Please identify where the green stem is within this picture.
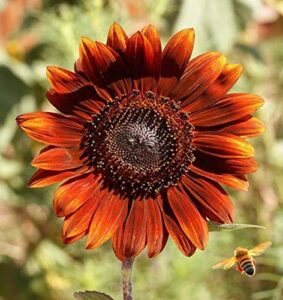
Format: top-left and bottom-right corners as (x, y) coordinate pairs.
(121, 258), (134, 300)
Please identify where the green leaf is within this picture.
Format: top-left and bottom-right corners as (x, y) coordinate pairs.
(208, 222), (265, 232)
(0, 66), (30, 123)
(74, 291), (114, 300)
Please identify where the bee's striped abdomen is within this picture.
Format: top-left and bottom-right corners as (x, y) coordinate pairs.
(239, 256), (255, 276)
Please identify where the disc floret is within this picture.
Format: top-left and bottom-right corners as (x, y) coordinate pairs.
(81, 90), (195, 198)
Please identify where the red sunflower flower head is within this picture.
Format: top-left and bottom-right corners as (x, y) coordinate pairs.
(16, 23), (264, 261)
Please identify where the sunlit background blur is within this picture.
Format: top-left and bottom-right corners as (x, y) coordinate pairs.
(1, 0), (283, 299)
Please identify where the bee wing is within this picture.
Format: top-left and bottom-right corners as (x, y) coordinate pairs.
(249, 241), (272, 256)
(212, 257), (237, 270)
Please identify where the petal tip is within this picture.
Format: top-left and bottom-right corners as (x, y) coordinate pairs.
(131, 31), (144, 41)
(30, 157), (38, 167)
(179, 27), (195, 35)
(112, 21), (120, 26)
(186, 27), (195, 36)
(16, 114), (30, 129)
(142, 24), (157, 32)
(46, 65), (55, 72)
(236, 64), (244, 74)
(16, 115), (23, 125)
(46, 65), (58, 77)
(80, 36), (93, 49)
(85, 241), (94, 250)
(198, 235), (208, 250)
(27, 180), (40, 188)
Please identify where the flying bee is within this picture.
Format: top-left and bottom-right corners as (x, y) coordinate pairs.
(212, 241), (272, 277)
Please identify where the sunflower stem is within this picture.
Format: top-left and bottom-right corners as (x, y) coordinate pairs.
(121, 258), (134, 300)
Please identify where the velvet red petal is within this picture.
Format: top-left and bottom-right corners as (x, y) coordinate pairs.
(46, 66), (91, 94)
(125, 31), (158, 92)
(16, 112), (82, 147)
(63, 230), (87, 244)
(141, 24), (162, 91)
(74, 59), (84, 75)
(31, 146), (84, 171)
(145, 198), (164, 258)
(141, 25), (161, 61)
(190, 93), (264, 127)
(193, 133), (254, 158)
(190, 165), (249, 191)
(62, 197), (101, 242)
(107, 22), (128, 54)
(28, 168), (88, 188)
(217, 116), (265, 138)
(86, 191), (128, 249)
(157, 195), (196, 256)
(173, 52), (226, 106)
(112, 199), (147, 261)
(79, 38), (131, 96)
(158, 29), (195, 96)
(46, 88), (105, 120)
(186, 63), (243, 112)
(193, 150), (258, 175)
(54, 173), (102, 217)
(182, 174), (235, 224)
(167, 187), (208, 249)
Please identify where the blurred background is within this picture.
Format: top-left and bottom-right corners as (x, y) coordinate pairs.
(0, 0), (283, 299)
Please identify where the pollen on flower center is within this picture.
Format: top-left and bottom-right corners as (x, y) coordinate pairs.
(106, 111), (170, 172)
(81, 90), (195, 198)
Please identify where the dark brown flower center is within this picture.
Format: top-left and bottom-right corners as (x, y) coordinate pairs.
(81, 90), (195, 198)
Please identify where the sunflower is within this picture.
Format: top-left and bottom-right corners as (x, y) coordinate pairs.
(16, 23), (264, 261)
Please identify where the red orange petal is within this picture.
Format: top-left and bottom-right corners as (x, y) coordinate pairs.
(190, 93), (264, 126)
(46, 66), (91, 94)
(112, 199), (147, 261)
(107, 22), (128, 54)
(190, 165), (249, 191)
(141, 24), (162, 90)
(28, 168), (87, 188)
(74, 59), (84, 75)
(86, 191), (128, 249)
(157, 195), (196, 256)
(125, 31), (158, 92)
(63, 230), (87, 244)
(218, 116), (265, 138)
(16, 112), (82, 147)
(193, 150), (258, 175)
(186, 63), (243, 112)
(141, 25), (161, 59)
(54, 173), (102, 217)
(62, 197), (101, 241)
(145, 198), (164, 258)
(79, 38), (131, 96)
(193, 133), (254, 158)
(182, 174), (235, 223)
(31, 146), (84, 171)
(158, 29), (195, 96)
(167, 187), (208, 249)
(46, 88), (105, 119)
(173, 52), (226, 106)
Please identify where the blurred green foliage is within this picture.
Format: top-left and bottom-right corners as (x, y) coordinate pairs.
(1, 0), (283, 299)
